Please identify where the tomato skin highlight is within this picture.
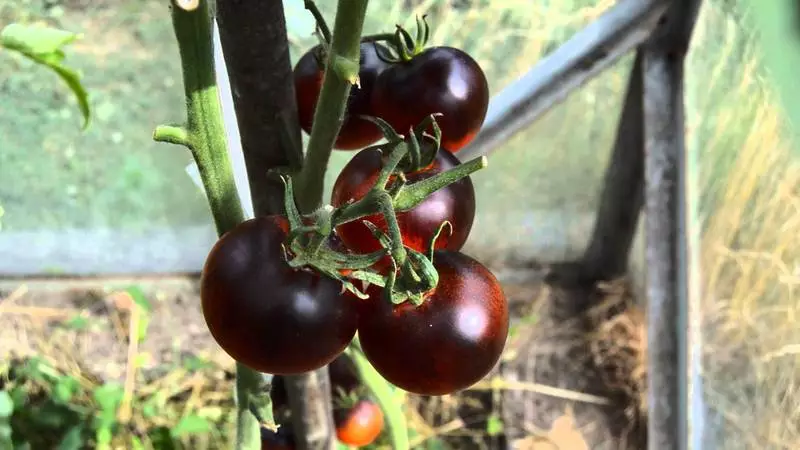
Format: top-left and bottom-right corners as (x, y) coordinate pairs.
(200, 216), (359, 375)
(371, 46), (489, 152)
(331, 147), (476, 267)
(358, 251), (508, 395)
(294, 42), (391, 150)
(335, 400), (384, 447)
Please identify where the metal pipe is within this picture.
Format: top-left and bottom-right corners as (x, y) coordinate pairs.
(642, 1), (702, 449)
(457, 0), (669, 161)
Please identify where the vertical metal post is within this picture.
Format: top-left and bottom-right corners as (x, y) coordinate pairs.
(642, 1), (701, 449)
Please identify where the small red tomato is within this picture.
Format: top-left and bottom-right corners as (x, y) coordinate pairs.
(201, 216), (360, 375)
(294, 42), (391, 150)
(358, 251), (508, 395)
(335, 400), (384, 447)
(331, 147), (475, 268)
(371, 46), (489, 152)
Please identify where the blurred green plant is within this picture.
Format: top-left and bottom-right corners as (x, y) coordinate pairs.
(0, 23), (90, 129)
(744, 0), (800, 155)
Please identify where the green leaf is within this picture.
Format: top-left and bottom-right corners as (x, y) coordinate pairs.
(182, 355), (212, 371)
(53, 376), (79, 404)
(0, 422), (12, 450)
(137, 315), (150, 343)
(0, 23), (90, 129)
(125, 286), (153, 312)
(95, 427), (112, 449)
(171, 414), (211, 438)
(129, 436), (144, 450)
(56, 426), (83, 450)
(0, 392), (13, 418)
(9, 387), (27, 409)
(92, 383), (123, 428)
(0, 23), (79, 55)
(62, 315), (90, 331)
(485, 413), (504, 436)
(148, 427), (177, 450)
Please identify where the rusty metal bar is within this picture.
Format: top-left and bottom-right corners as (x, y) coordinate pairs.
(642, 1), (702, 449)
(457, 0), (669, 162)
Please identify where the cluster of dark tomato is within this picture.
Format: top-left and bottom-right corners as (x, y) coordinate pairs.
(199, 16), (509, 449)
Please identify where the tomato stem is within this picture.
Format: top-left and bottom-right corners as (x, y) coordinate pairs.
(394, 155), (487, 211)
(156, 2), (274, 449)
(155, 0), (245, 236)
(345, 338), (410, 450)
(303, 0), (332, 44)
(293, 0), (371, 214)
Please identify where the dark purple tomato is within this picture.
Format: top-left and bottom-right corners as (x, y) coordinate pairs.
(328, 353), (361, 394)
(261, 425), (295, 450)
(358, 250), (508, 395)
(331, 147), (475, 269)
(294, 42), (391, 150)
(371, 46), (489, 152)
(200, 216), (360, 375)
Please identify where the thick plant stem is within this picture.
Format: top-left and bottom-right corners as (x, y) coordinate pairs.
(293, 0), (371, 213)
(346, 339), (409, 450)
(157, 2), (270, 449)
(157, 0), (244, 235)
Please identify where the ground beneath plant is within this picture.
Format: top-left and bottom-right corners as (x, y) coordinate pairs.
(0, 265), (646, 449)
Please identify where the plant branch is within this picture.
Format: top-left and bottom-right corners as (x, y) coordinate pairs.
(304, 0), (331, 43)
(160, 3), (270, 450)
(163, 0), (243, 237)
(214, 1), (340, 449)
(215, 0), (303, 218)
(293, 0), (371, 213)
(346, 338), (409, 450)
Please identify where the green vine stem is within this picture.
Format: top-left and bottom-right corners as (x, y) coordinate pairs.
(345, 338), (409, 450)
(154, 2), (270, 449)
(292, 0), (370, 213)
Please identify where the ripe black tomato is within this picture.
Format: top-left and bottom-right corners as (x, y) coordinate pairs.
(294, 42), (391, 150)
(200, 216), (359, 375)
(261, 426), (294, 450)
(335, 400), (384, 447)
(328, 353), (361, 395)
(331, 147), (475, 268)
(371, 46), (489, 153)
(358, 250), (508, 395)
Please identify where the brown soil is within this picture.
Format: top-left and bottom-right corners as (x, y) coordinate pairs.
(0, 267), (646, 449)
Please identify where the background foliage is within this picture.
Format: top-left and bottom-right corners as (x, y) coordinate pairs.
(1, 0), (798, 448)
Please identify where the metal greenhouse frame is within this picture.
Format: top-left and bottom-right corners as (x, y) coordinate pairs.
(1, 0), (703, 448)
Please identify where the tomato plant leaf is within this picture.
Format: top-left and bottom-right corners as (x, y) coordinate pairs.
(125, 285), (153, 312)
(171, 414), (211, 438)
(56, 425), (83, 450)
(0, 391), (13, 418)
(0, 23), (90, 129)
(486, 413), (503, 436)
(53, 376), (79, 404)
(129, 436), (145, 450)
(92, 382), (123, 430)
